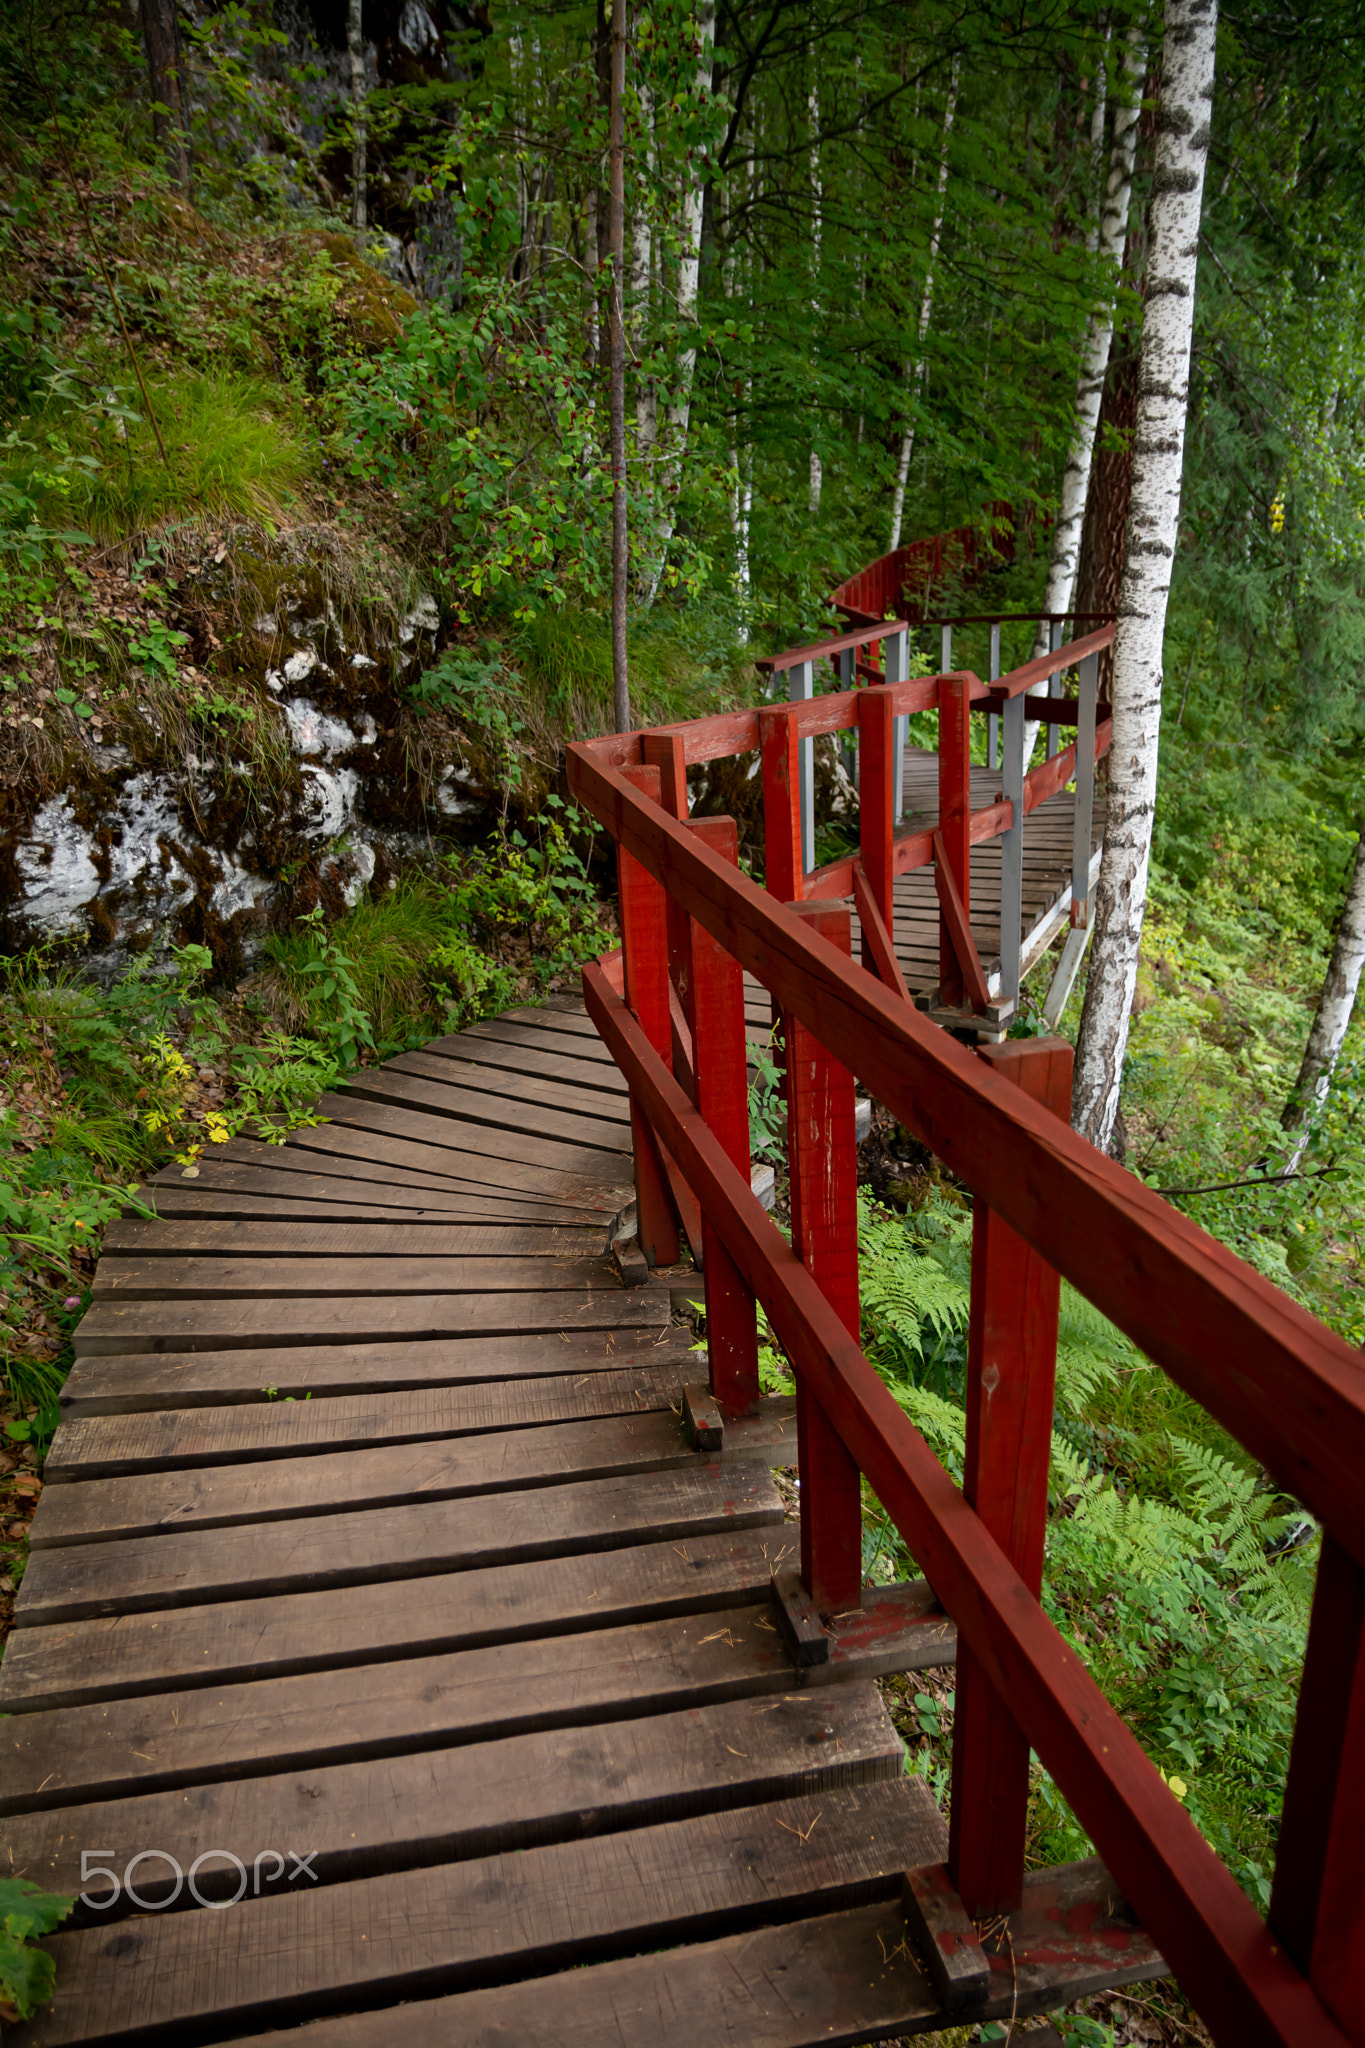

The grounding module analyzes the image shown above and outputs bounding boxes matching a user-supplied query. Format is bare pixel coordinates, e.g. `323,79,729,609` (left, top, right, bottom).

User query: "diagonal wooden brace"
933,828,990,1015
853,860,911,1003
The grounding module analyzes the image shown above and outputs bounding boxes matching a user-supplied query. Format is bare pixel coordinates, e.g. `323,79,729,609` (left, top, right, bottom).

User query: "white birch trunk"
888,57,959,555
347,0,367,230
640,0,716,603
1073,0,1218,1151
1024,26,1145,751
631,75,657,455
1282,830,1365,1168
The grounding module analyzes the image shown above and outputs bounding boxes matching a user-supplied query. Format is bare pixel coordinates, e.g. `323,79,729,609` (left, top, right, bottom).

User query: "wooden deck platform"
3,1001,1154,2045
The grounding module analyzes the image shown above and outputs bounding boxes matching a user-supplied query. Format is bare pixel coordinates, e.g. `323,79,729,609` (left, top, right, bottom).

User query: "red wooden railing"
568,681,1365,2045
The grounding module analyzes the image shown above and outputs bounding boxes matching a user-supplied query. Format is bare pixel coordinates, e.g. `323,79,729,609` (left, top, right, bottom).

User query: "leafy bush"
0,1878,73,2025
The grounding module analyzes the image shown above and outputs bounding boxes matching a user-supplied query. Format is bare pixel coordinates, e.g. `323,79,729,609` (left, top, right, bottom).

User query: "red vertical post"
784,900,863,1612
857,684,896,977
1269,1532,1365,2037
758,702,803,905
937,674,972,1007
641,731,693,1083
687,815,759,1416
616,765,680,1268
948,1035,1071,1919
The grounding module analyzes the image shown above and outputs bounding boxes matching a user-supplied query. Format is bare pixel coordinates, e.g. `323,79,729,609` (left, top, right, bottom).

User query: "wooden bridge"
3,603,1362,2046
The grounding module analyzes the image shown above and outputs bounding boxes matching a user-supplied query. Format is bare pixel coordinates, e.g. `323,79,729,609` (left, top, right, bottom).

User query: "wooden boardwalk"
0,998,1086,2048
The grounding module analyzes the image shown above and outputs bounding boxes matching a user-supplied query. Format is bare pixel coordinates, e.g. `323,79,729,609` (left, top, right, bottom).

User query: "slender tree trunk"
888,56,958,555
1073,0,1218,1151
609,0,630,732
1033,27,1144,642
1282,829,1365,1167
140,0,192,191
640,0,716,603
347,0,367,230
808,68,822,515
1073,343,1141,695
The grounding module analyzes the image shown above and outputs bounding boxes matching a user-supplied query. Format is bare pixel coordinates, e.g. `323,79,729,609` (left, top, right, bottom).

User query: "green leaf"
0,1926,57,2021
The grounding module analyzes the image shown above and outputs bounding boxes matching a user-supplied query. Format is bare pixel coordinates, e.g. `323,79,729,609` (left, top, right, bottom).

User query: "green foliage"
0,1878,73,2023
410,642,527,779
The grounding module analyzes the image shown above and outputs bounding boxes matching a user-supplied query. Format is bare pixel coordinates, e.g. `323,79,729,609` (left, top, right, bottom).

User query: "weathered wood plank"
148,1150,606,1220
2,1585,952,1813
391,1043,629,1109
89,1253,620,1302
32,1409,699,1547
0,1527,783,1709
279,1115,629,1209
71,1285,670,1357
130,1186,603,1227
100,1219,607,1260
10,1683,903,1913
343,1062,631,1141
17,1781,944,2045
321,1085,627,1168
234,1874,1158,2048
41,1362,687,1482
412,1030,628,1095
57,1326,693,1416
459,1016,622,1068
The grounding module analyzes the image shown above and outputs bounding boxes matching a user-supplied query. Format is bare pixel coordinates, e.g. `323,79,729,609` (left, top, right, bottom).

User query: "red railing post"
686,815,760,1416
948,1035,1071,1918
937,673,972,1008
783,900,863,1612
641,731,694,1085
857,684,897,977
1269,1531,1365,2032
758,702,803,905
616,765,681,1267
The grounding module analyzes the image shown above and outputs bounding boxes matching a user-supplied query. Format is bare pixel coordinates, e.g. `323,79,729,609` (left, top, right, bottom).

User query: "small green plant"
291,904,376,1073
0,1877,74,2024
410,641,526,777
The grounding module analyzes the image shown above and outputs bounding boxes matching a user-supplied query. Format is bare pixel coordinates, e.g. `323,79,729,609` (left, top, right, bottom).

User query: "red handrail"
567,719,1365,2047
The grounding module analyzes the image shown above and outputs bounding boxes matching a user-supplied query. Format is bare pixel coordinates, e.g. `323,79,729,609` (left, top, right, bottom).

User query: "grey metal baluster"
789,657,815,875
1043,648,1099,1028
1047,618,1064,760
1000,685,1026,1013
988,620,1000,771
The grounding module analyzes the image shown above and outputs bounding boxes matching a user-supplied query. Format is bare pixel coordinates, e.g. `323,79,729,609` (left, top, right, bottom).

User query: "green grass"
515,605,738,735
262,876,451,1052
64,369,311,538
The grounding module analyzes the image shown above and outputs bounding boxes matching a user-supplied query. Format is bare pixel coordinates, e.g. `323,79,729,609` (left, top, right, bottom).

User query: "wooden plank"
461,1015,622,1067
42,1361,688,1481
131,1186,606,1227
387,1046,631,1120
0,1526,783,1709
100,1218,607,1260
149,1151,606,1221
57,1326,694,1416
16,1461,779,1623
89,1252,621,1301
2,1584,952,1814
339,1065,633,1153
312,1089,629,1175
406,1030,628,1097
9,1682,902,1914
281,1110,630,1209
32,1408,701,1547
17,1781,944,2045
71,1285,670,1357
229,1870,1158,2048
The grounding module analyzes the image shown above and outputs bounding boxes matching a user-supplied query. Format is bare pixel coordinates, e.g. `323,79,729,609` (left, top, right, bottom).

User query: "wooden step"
32,1409,700,1547
16,1781,944,2045
413,1028,628,1094
89,1252,621,1301
10,1683,903,1916
43,1364,686,1479
71,1284,670,1357
100,1218,608,1260
57,1325,695,1415
1,1585,952,1814
340,1064,632,1145
16,1461,776,1624
0,1526,784,1710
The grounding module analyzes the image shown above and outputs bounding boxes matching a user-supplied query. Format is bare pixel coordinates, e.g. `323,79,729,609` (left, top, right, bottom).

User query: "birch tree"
888,55,958,556
1025,23,1144,742
808,69,822,516
640,0,717,603
1073,0,1219,1151
1281,829,1365,1168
